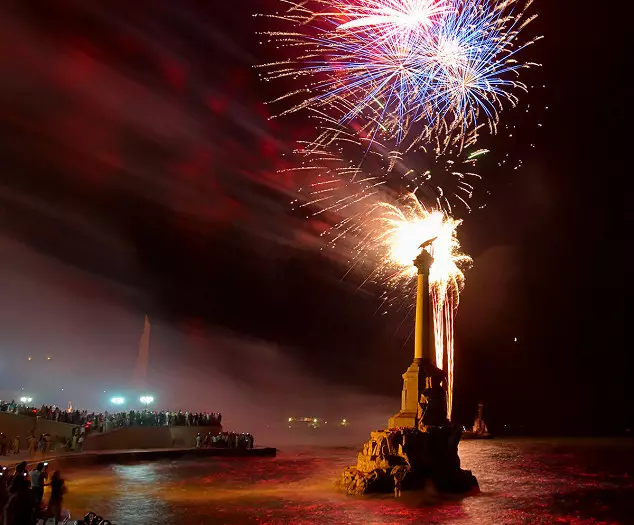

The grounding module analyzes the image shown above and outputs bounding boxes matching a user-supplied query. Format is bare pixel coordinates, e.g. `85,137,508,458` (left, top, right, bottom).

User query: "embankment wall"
0,412,76,441
83,425,222,450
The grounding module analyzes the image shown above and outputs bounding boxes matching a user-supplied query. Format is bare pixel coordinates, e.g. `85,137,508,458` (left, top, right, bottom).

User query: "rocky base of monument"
336,427,478,496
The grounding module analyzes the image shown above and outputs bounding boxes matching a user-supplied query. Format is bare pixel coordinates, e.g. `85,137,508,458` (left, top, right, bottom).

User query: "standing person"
30,463,47,512
3,481,33,525
0,434,7,456
11,437,19,456
0,465,9,524
8,462,30,493
27,435,37,457
4,463,33,525
44,471,66,525
195,434,201,448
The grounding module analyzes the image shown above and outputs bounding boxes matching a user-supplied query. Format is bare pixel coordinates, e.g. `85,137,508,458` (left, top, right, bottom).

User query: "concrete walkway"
1,448,81,468
2,446,276,469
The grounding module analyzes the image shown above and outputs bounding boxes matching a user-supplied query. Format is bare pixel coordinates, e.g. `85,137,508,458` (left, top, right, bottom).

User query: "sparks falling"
290,111,487,216
351,193,471,418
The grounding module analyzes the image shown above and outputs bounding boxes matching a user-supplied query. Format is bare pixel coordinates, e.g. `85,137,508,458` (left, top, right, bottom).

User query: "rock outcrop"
336,426,478,496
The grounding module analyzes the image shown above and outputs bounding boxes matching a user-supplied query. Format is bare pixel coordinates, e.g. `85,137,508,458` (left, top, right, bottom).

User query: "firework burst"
257,0,540,145
258,0,542,421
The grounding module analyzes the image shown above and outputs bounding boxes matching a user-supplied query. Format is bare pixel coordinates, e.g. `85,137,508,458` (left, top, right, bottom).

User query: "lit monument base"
335,427,478,496
336,358,478,497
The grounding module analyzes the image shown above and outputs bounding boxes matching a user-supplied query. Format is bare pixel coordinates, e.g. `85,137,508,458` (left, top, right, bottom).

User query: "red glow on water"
60,439,634,524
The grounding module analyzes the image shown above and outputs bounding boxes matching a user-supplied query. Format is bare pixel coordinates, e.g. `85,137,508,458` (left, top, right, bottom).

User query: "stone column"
413,250,434,366
388,244,435,429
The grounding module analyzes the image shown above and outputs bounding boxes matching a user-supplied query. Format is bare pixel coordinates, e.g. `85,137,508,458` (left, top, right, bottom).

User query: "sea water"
61,438,634,524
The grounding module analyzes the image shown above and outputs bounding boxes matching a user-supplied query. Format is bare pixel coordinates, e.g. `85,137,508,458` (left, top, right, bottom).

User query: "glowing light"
337,0,452,34
27,357,32,361
140,395,154,406
19,396,33,403
110,396,125,405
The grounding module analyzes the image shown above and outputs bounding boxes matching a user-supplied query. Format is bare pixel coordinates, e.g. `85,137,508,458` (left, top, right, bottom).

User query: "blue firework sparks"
257,0,540,146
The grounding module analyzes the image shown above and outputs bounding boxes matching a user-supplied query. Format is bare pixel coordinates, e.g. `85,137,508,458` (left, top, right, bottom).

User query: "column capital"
413,237,436,275
413,249,434,275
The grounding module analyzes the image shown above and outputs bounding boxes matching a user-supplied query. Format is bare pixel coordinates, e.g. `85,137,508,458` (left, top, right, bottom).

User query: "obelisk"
133,314,151,389
388,241,435,429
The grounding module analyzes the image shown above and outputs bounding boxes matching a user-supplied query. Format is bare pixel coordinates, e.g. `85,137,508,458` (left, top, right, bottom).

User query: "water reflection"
61,439,634,524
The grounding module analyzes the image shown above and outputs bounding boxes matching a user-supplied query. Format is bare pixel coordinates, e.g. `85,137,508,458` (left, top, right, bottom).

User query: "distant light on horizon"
514,337,518,342
20,396,33,403
111,396,125,405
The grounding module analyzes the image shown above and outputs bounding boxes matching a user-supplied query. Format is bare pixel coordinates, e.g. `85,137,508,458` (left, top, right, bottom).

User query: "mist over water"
0,236,394,443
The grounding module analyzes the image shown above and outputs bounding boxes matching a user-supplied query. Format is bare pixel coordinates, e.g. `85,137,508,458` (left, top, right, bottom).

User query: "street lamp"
19,396,33,404
110,396,125,406
140,395,154,410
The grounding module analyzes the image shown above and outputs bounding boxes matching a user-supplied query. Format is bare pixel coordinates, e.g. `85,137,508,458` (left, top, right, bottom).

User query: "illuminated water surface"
62,439,634,524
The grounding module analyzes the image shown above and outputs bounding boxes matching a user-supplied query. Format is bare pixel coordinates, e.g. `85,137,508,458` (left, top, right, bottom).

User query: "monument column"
388,241,435,429
413,250,434,366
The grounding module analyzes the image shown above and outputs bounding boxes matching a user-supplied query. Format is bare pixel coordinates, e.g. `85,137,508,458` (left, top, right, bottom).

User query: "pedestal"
388,358,421,429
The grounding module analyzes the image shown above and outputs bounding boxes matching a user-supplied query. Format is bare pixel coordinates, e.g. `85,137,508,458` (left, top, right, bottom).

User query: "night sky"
0,0,629,435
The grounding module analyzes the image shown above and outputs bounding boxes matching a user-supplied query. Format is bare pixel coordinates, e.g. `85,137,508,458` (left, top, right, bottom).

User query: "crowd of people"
94,409,222,430
0,399,264,467
195,431,254,450
1,400,222,430
0,461,67,525
1,399,227,463
0,423,97,459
